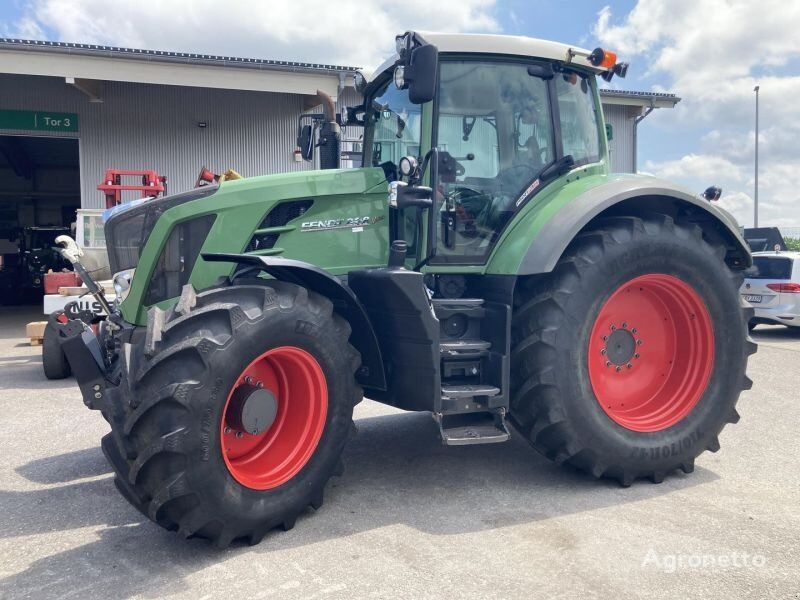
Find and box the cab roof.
[367,32,601,83]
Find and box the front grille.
[245,199,313,252]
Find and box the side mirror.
[297,124,314,161]
[395,43,438,104]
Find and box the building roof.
[598,89,681,108]
[0,38,356,98]
[0,38,358,74]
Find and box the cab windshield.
[432,60,556,263]
[363,78,422,170]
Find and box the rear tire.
[42,320,72,379]
[509,215,756,485]
[101,281,361,546]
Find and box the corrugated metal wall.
[603,103,637,174]
[1,73,316,207]
[0,73,641,210]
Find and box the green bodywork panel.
[484,165,625,274]
[121,167,391,324]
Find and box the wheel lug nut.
[602,336,608,341]
[236,431,244,438]
[615,366,622,372]
[605,361,611,367]
[622,322,628,328]
[627,363,632,369]
[244,375,253,384]
[600,349,606,355]
[256,381,264,388]
[634,353,640,359]
[632,328,637,334]
[610,324,616,331]
[637,340,643,346]
[224,426,231,434]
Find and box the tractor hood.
[216,166,389,200]
[117,165,392,325]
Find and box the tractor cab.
[346,32,627,269]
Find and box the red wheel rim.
[220,346,328,490]
[587,274,715,432]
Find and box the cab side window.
[555,72,601,165]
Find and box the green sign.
[0,109,79,132]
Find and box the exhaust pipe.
[316,89,341,170]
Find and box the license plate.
[744,294,762,303]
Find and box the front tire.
[102,282,361,546]
[510,215,756,485]
[42,319,72,379]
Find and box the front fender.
[203,253,386,391]
[487,174,750,275]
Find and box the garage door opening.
[0,135,80,305]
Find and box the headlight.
[113,268,135,302]
[353,71,366,93]
[399,155,418,178]
[393,65,406,90]
[388,181,407,208]
[395,34,410,55]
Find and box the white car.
[741,251,800,329]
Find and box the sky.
[1,0,798,227]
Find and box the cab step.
[441,384,500,400]
[435,411,510,446]
[431,298,485,320]
[440,384,502,414]
[440,339,491,357]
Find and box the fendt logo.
[300,215,385,232]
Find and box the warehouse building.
[0,38,679,299]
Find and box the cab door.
[431,59,555,265]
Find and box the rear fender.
[202,253,386,390]
[493,176,752,276]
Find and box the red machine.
[97,169,168,208]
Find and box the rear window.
[751,256,793,279]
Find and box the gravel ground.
[0,305,798,600]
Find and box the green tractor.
[55,32,756,547]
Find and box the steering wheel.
[498,163,540,189]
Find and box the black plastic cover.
[145,214,216,306]
[104,185,218,274]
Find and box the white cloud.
[644,154,744,184]
[595,0,800,227]
[3,0,499,68]
[644,154,800,227]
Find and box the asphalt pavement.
[0,305,798,599]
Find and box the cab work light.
[588,47,617,69]
[566,47,629,81]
